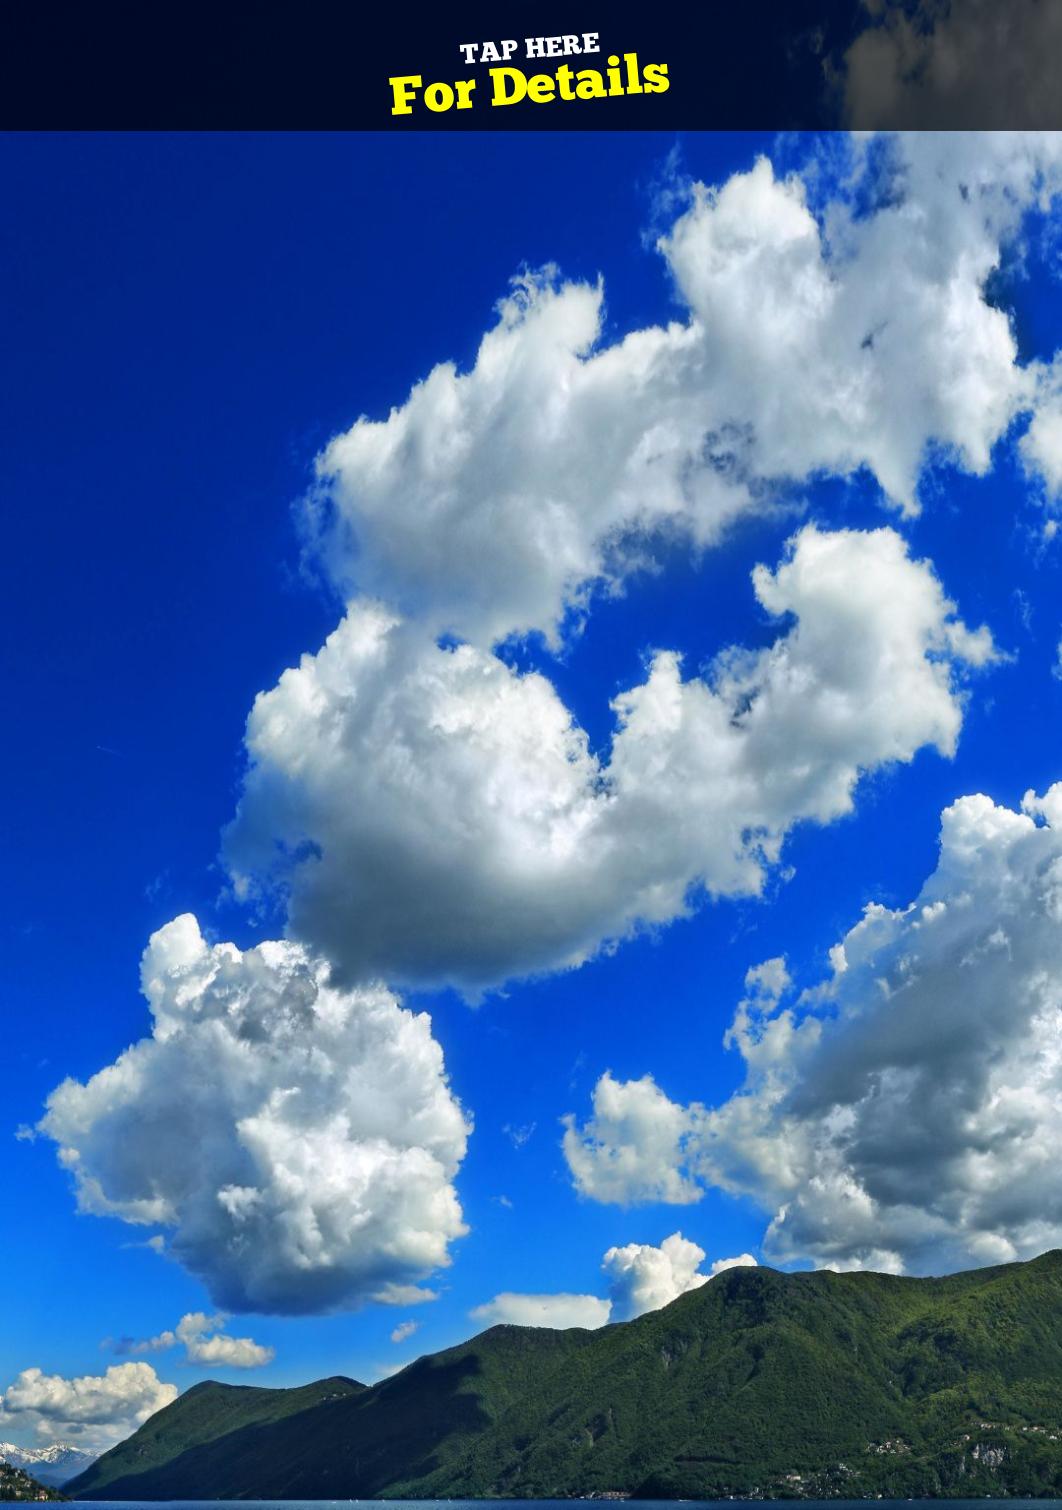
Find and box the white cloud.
[45,131,1062,1321]
[0,1364,176,1451]
[469,1292,612,1330]
[39,915,469,1315]
[371,1282,439,1306]
[217,134,1062,1008]
[564,1074,703,1208]
[743,957,791,1002]
[226,525,993,996]
[473,1235,757,1331]
[305,136,1062,652]
[841,0,1062,129]
[118,1313,273,1369]
[565,783,1062,1275]
[604,1232,711,1320]
[390,1320,418,1345]
[710,1252,759,1277]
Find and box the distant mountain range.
[0,1443,95,1489]
[70,1251,1062,1500]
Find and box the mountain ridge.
[69,1250,1062,1500]
[0,1443,95,1490]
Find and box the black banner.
[4,0,1062,130]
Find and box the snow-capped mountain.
[0,1442,98,1486]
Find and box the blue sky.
[4,129,1062,1450]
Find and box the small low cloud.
[604,1232,756,1321]
[371,1283,439,1307]
[710,1252,759,1277]
[471,1234,758,1334]
[470,1292,612,1330]
[113,1312,273,1370]
[389,1321,419,1345]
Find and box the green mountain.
[64,1376,364,1498]
[69,1251,1062,1500]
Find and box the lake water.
[66,1501,1062,1509]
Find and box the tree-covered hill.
[0,1461,64,1501]
[69,1250,1062,1500]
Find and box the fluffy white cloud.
[469,1292,612,1330]
[0,1364,176,1451]
[117,1313,273,1369]
[221,133,1062,1005]
[183,1337,269,1370]
[841,0,1062,129]
[226,524,993,995]
[39,915,469,1314]
[603,1231,755,1320]
[45,132,1062,1321]
[564,1074,704,1208]
[566,783,1062,1274]
[709,1252,760,1277]
[390,1320,418,1345]
[306,136,1062,650]
[473,1235,756,1331]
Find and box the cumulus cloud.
[0,1364,176,1451]
[564,1074,704,1207]
[39,915,469,1314]
[709,1252,760,1277]
[222,134,1062,1005]
[226,524,993,995]
[566,784,1062,1274]
[116,1313,273,1369]
[305,135,1062,651]
[390,1320,418,1345]
[469,1292,612,1330]
[44,131,1062,1319]
[603,1231,755,1320]
[840,0,1062,129]
[473,1235,756,1331]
